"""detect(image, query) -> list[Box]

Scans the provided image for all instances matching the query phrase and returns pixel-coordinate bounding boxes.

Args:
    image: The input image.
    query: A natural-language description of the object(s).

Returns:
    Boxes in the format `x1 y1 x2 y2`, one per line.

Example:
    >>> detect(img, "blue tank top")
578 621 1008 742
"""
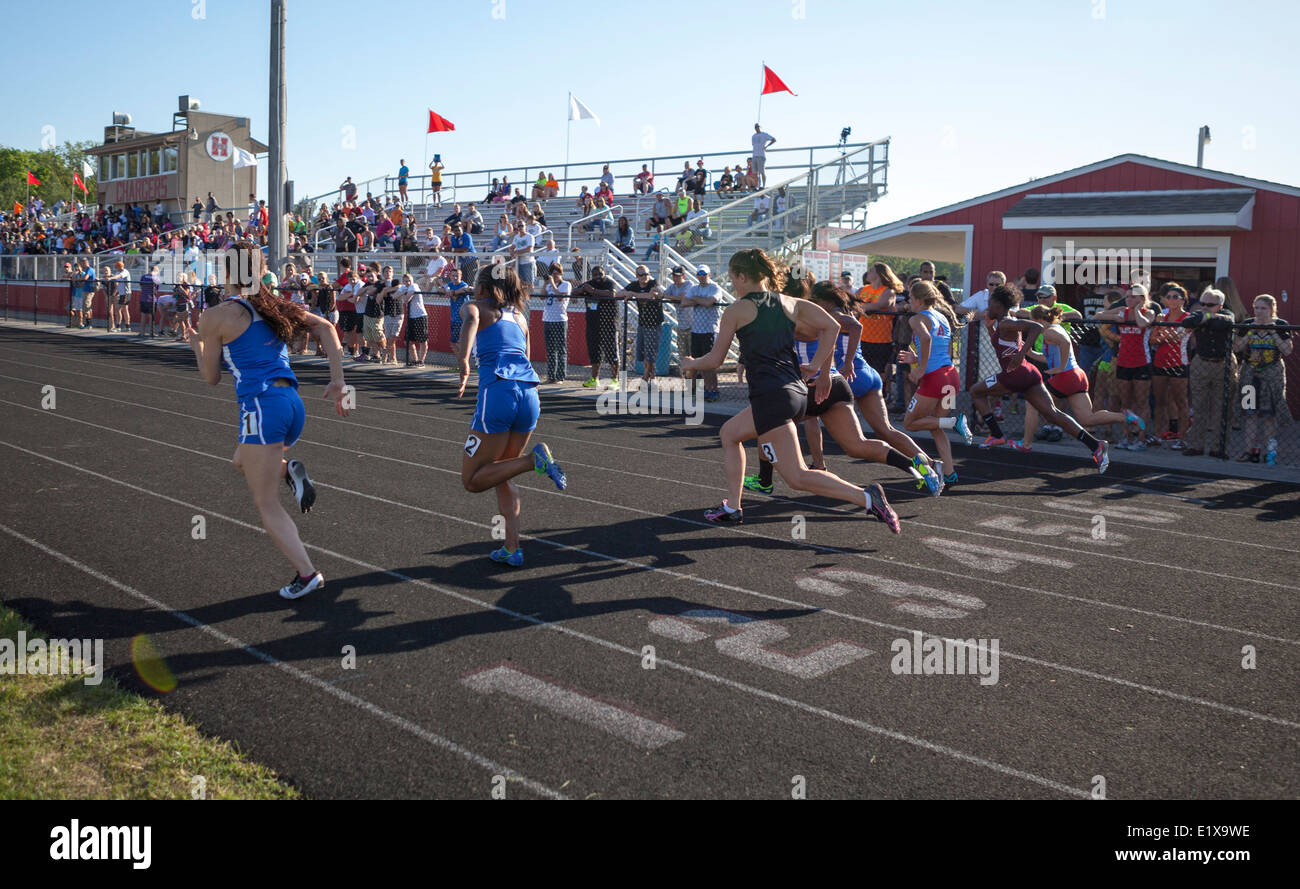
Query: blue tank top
476 304 540 383
222 299 296 400
1044 324 1079 373
913 308 953 374
795 332 868 380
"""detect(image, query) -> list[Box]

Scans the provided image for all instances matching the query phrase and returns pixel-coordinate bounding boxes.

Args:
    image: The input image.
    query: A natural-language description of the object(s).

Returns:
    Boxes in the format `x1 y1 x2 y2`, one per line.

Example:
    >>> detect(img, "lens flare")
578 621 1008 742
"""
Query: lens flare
130 634 177 693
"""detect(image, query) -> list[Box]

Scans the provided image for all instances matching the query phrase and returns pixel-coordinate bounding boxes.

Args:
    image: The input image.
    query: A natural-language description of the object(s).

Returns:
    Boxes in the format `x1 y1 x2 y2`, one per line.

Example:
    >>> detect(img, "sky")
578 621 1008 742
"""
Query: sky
4 0 1298 228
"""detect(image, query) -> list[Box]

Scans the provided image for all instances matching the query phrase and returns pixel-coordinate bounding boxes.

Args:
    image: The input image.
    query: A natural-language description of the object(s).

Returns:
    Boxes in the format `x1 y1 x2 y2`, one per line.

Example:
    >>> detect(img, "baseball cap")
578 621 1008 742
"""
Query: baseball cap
695 264 710 275
1128 284 1149 297
840 271 853 280
671 266 685 275
1036 284 1057 299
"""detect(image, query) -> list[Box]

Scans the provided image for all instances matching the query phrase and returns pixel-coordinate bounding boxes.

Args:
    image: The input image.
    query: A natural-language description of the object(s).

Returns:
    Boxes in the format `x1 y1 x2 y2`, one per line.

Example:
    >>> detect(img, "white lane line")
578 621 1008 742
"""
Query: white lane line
919 538 1075 574
0 440 1096 797
461 664 686 750
2 358 1292 554
4 405 1298 732
0 520 568 800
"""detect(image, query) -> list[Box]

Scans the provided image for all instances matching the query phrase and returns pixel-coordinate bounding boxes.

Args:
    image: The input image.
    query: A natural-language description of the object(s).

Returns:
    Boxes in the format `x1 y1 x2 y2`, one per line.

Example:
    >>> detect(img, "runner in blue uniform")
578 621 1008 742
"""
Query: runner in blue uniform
189 266 350 600
456 267 567 567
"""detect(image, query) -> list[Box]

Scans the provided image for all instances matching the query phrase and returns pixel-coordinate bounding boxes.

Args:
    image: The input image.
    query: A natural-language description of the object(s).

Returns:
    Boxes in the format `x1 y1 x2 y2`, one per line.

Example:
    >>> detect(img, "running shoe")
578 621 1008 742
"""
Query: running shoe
1170 439 1186 451
285 459 316 513
1123 409 1146 432
943 472 959 486
704 501 743 523
980 436 1007 449
582 378 599 388
1161 430 1178 441
490 546 525 567
1131 440 1148 451
608 379 620 390
866 483 901 534
279 571 324 600
1034 425 1051 441
954 413 973 445
914 455 943 497
1046 426 1064 442
742 475 773 494
532 443 567 490
1009 440 1033 452
1093 440 1110 474
1145 435 1161 447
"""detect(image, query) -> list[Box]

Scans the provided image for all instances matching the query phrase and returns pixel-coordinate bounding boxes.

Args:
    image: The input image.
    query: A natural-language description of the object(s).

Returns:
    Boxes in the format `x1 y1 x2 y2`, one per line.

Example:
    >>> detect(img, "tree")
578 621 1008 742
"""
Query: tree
0 140 98 211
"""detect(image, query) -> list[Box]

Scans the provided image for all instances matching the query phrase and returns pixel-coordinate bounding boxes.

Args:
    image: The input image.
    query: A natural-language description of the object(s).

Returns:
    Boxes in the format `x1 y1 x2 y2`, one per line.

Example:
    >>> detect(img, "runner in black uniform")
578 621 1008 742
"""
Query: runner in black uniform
681 249 899 531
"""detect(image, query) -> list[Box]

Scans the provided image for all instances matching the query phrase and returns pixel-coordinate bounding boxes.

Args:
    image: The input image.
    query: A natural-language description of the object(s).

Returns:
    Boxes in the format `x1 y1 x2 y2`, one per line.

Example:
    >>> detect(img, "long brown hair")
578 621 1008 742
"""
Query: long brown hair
810 280 852 313
247 281 310 344
475 264 527 313
873 261 905 294
729 248 787 292
1214 275 1247 319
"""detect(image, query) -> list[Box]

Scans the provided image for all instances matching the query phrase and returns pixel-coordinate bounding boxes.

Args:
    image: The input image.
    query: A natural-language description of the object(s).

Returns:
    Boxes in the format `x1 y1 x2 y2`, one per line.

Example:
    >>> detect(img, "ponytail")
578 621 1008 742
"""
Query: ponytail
728 247 787 293
247 281 311 344
911 280 963 330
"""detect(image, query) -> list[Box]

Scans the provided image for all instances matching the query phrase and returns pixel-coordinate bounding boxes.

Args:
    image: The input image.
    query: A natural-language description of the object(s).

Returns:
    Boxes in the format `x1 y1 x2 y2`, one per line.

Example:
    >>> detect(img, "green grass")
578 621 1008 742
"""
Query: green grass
0 607 299 799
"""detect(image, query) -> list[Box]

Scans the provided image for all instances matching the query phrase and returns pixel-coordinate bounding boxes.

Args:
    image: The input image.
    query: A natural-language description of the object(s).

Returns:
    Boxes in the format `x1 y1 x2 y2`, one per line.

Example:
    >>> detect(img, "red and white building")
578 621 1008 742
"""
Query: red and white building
841 153 1299 319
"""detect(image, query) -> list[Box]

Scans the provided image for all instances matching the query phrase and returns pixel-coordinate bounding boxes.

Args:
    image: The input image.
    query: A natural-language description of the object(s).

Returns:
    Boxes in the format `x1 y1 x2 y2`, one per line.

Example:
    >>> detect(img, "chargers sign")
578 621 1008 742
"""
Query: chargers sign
206 132 232 161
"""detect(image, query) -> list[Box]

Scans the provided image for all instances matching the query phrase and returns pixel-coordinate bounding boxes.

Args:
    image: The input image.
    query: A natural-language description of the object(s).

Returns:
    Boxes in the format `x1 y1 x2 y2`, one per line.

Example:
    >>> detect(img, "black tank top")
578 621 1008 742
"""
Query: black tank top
736 290 804 397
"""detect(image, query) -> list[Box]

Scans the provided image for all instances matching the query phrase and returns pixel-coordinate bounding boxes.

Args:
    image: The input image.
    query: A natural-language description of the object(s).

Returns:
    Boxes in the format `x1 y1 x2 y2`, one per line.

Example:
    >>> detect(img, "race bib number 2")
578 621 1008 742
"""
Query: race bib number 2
464 433 482 457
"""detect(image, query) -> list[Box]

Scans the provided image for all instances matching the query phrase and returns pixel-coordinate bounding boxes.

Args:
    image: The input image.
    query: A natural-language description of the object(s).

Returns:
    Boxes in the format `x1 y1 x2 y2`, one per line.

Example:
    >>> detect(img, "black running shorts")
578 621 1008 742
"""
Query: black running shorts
751 381 809 436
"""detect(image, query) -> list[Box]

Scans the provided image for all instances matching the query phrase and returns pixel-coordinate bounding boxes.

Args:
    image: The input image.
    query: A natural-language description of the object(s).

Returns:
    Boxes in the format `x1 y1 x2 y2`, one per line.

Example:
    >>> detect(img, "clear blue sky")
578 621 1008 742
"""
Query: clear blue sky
4 0 1297 226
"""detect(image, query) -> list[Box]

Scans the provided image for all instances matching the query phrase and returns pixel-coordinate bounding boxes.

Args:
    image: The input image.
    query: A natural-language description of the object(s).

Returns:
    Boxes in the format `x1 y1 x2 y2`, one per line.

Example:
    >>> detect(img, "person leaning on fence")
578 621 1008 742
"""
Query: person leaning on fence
574 267 621 389
403 272 430 366
542 263 571 383
1233 293 1293 464
685 265 723 402
1179 287 1237 457
619 265 664 383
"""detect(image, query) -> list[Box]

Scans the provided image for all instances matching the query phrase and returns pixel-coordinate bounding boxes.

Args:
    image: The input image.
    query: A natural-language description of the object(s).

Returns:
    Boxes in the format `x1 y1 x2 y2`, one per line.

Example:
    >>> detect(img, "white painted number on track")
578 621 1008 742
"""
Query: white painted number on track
977 515 1128 547
795 570 985 620
648 609 871 679
1044 498 1177 524
461 665 684 749
920 538 1074 574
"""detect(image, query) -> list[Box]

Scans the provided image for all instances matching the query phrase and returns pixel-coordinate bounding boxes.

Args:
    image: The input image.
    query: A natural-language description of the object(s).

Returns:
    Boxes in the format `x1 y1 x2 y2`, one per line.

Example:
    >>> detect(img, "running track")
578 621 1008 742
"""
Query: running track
1 327 1296 799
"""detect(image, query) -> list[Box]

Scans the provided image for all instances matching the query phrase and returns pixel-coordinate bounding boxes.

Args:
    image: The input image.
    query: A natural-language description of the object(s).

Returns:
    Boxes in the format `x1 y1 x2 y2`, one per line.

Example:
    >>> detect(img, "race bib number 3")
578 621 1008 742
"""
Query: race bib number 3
464 433 482 457
760 442 777 464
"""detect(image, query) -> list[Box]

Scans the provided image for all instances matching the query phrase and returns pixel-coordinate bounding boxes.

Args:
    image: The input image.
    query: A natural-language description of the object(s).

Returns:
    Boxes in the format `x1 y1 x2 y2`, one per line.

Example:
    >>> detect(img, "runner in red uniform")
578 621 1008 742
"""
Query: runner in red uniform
969 285 1110 472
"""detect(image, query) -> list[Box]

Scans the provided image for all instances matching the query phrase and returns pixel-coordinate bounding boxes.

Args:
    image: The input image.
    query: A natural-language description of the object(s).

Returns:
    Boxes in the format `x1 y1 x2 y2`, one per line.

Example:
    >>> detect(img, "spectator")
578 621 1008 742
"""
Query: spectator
542 263 571 383
204 193 219 223
106 261 132 332
614 216 636 254
718 166 735 195
357 266 386 362
574 187 593 214
643 224 664 262
574 266 621 388
584 197 611 239
499 176 512 199
73 257 96 329
192 197 203 222
1215 275 1250 321
533 172 549 199
683 265 722 401
535 236 559 273
686 198 711 240
620 264 664 382
672 188 691 227
545 172 559 198
421 226 441 252
401 271 429 366
397 158 410 203
442 265 473 357
531 202 547 228
429 158 444 206
448 222 478 284
511 220 536 290
633 164 655 195
663 266 693 370
676 161 694 191
1233 293 1292 463
651 193 672 229
340 177 358 201
510 187 527 206
464 203 484 234
422 247 448 291
773 188 789 230
485 179 502 203
1149 282 1194 448
380 271 408 365
749 192 771 225
336 259 362 359
375 211 395 248
488 218 512 253
751 124 776 187
689 160 709 196
595 180 614 209
356 222 374 252
599 164 615 191
1095 285 1156 449
137 263 159 337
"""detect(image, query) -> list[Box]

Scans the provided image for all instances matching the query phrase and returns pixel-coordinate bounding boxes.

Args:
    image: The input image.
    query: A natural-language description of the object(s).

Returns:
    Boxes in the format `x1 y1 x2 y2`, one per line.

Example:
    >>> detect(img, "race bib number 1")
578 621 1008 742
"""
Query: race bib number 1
240 410 259 439
464 433 482 457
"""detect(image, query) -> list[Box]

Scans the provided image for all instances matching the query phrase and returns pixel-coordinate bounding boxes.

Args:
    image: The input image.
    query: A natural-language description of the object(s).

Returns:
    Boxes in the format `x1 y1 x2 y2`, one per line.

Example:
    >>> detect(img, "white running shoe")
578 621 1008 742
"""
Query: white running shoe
279 571 324 599
285 459 316 513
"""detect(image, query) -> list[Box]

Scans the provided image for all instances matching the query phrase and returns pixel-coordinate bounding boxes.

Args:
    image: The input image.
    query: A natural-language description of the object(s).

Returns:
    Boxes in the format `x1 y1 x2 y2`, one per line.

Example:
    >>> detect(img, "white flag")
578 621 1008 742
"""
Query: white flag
233 147 258 169
568 93 600 126
82 159 95 180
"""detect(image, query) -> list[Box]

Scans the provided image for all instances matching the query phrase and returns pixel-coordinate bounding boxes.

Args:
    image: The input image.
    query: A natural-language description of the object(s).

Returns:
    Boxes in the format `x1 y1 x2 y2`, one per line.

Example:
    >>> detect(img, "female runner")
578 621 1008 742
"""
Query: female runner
899 281 973 483
456 267 567 567
1017 302 1139 444
744 277 944 497
682 249 900 532
188 263 350 600
1094 285 1155 449
970 285 1110 472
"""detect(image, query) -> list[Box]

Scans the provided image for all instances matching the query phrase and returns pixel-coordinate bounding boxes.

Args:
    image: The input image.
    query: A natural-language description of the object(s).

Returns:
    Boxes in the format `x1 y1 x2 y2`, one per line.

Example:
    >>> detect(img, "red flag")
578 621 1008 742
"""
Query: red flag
73 173 88 194
760 65 796 96
26 171 41 186
427 110 455 133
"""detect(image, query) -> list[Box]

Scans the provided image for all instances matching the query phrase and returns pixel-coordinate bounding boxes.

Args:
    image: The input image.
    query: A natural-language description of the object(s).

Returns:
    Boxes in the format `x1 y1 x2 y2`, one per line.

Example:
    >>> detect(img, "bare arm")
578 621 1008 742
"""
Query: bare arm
301 312 350 415
190 308 226 385
682 301 749 371
455 303 480 397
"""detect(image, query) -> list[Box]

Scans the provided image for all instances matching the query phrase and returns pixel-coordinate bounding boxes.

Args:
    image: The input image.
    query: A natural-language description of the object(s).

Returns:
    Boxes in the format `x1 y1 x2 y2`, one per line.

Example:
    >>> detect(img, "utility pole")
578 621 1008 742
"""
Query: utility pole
268 0 287 273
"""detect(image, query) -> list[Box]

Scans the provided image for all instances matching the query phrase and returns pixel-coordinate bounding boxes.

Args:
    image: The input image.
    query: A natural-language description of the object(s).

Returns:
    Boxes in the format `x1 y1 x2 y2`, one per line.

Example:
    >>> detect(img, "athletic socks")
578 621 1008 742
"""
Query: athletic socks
862 487 874 510
983 414 1005 438
885 449 914 475
297 572 315 585
758 458 774 488
1077 429 1100 450
937 417 957 430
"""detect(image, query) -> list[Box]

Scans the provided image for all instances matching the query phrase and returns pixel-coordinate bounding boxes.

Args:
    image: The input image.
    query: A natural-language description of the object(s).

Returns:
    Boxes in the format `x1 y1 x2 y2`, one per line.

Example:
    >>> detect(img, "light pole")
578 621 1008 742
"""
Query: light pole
1196 125 1211 169
268 0 287 273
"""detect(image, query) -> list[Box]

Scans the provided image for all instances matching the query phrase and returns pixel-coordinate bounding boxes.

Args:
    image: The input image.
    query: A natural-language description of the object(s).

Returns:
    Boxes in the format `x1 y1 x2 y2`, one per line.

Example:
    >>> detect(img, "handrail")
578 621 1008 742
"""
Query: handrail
567 204 624 252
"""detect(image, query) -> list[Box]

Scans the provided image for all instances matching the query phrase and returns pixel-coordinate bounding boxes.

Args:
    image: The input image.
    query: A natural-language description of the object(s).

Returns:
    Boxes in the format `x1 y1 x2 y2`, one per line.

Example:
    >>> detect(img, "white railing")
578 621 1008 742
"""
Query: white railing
566 204 624 252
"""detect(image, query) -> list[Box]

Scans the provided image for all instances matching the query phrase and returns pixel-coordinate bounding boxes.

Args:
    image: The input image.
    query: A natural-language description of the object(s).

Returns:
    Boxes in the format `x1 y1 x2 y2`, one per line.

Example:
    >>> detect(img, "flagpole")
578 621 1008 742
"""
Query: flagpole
757 61 764 125
564 94 572 200
423 130 429 206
